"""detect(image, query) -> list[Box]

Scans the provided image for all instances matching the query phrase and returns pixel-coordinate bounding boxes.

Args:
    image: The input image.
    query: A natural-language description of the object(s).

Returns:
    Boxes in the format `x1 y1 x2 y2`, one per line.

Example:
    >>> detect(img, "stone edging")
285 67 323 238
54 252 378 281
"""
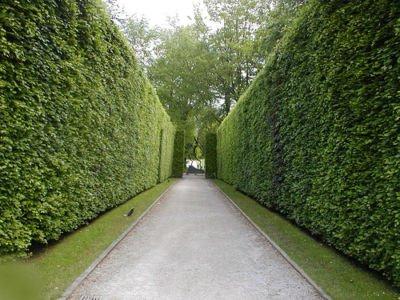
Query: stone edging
60 180 177 300
212 180 331 300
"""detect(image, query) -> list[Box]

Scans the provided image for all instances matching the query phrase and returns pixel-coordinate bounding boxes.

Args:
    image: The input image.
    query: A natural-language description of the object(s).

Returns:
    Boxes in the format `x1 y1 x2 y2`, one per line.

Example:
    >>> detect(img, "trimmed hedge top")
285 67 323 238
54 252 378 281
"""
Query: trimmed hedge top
0 0 174 254
217 0 400 285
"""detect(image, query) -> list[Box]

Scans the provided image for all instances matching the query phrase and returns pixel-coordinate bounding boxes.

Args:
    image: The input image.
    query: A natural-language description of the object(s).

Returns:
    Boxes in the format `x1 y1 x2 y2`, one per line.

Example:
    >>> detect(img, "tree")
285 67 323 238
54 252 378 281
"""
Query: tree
256 0 306 55
104 0 127 26
119 0 304 160
194 0 270 116
123 16 160 69
146 25 218 159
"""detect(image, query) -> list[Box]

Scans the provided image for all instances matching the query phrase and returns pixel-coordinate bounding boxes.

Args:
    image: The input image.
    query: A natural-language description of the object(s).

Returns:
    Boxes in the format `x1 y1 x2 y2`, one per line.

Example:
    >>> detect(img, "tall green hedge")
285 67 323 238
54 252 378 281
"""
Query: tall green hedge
217 0 400 285
205 133 217 179
172 130 185 178
158 128 175 183
0 0 175 255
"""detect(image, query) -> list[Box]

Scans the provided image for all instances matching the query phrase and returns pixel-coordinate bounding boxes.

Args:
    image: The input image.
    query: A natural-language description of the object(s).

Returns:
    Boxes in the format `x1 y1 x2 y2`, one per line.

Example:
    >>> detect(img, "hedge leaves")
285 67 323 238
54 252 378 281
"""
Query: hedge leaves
172 130 185 178
217 0 400 285
0 0 174 255
205 133 217 179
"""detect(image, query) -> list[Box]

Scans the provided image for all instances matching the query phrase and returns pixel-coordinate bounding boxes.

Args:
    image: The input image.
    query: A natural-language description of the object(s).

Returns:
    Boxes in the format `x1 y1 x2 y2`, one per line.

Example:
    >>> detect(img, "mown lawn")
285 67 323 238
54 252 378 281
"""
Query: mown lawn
214 179 400 300
27 179 176 300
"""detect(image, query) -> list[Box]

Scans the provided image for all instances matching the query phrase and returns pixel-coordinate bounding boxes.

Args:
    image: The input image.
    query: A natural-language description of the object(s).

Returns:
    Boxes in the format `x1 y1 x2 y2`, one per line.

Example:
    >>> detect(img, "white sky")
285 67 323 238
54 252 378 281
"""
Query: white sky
116 0 197 27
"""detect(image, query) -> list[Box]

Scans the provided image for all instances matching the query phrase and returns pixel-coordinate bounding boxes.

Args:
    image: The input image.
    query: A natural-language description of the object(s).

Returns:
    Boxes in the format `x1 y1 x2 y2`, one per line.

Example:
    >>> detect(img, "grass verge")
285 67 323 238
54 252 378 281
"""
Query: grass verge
27 179 176 300
214 179 400 300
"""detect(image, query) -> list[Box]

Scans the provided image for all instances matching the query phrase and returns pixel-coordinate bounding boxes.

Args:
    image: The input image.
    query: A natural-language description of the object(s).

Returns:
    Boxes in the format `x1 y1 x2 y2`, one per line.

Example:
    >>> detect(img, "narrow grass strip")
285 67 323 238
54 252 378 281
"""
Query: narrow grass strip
28 179 176 300
214 179 400 300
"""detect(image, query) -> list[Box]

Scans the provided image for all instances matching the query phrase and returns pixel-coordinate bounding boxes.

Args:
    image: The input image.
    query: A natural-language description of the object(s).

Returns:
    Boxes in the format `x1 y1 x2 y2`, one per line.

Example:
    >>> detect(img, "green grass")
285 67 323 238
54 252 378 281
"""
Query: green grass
214 179 400 300
27 179 176 300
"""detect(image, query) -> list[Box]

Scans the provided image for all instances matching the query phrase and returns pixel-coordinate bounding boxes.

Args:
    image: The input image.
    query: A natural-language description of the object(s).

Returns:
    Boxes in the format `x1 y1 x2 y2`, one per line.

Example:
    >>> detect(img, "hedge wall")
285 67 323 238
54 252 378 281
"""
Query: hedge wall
217 0 400 285
0 0 175 255
158 127 175 183
205 133 217 179
172 130 185 178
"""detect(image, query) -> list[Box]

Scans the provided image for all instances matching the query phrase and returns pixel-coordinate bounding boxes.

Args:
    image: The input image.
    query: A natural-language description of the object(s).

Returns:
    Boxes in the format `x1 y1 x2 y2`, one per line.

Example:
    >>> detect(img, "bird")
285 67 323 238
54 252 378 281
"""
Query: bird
125 208 134 217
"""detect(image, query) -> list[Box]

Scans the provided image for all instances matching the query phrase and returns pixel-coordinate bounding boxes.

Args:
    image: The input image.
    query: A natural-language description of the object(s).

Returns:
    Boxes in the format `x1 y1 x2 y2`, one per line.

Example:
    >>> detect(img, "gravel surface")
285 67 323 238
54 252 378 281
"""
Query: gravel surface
69 175 323 299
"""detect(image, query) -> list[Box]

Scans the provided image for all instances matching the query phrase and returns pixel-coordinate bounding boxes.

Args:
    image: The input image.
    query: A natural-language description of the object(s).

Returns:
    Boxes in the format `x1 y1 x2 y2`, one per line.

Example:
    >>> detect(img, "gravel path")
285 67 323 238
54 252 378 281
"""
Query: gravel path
69 175 323 299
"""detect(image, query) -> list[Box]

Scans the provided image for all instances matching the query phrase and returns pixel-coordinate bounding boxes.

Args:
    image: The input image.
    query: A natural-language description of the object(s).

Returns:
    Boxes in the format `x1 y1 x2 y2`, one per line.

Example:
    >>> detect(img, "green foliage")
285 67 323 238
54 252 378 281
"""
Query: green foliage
148 26 216 122
123 15 159 69
217 0 400 286
172 131 185 178
196 0 269 116
158 127 175 183
124 1 271 157
256 0 303 56
205 133 217 179
215 180 400 299
0 0 174 255
30 180 175 300
129 23 218 159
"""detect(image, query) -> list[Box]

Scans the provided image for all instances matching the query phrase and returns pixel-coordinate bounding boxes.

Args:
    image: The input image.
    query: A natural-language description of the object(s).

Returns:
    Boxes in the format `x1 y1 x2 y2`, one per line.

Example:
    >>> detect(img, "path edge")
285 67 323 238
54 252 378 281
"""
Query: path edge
60 180 177 300
211 180 331 300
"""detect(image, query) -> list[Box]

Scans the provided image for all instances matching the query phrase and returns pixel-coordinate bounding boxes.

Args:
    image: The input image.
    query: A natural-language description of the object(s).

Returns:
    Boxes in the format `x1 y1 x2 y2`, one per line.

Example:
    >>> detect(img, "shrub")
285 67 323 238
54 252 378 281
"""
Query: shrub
158 128 175 183
172 131 185 178
0 0 175 255
205 133 217 179
217 0 400 285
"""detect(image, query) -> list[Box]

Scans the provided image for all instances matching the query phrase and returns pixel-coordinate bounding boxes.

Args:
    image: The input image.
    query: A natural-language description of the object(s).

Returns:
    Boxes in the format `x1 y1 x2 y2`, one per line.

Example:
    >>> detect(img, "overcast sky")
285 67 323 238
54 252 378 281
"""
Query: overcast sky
116 0 197 27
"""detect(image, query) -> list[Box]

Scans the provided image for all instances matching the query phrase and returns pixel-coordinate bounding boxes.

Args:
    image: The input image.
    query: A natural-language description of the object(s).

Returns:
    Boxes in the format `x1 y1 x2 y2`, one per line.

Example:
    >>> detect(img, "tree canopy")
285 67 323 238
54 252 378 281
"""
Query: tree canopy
105 0 305 160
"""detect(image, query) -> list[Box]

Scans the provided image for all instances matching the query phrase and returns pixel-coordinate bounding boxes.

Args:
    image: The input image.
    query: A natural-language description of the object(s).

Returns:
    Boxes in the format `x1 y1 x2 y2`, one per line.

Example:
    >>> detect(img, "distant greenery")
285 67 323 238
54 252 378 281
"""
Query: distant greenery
109 0 285 159
29 180 175 300
172 131 185 178
205 133 217 179
217 0 400 286
148 25 215 160
0 0 174 255
215 180 400 299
